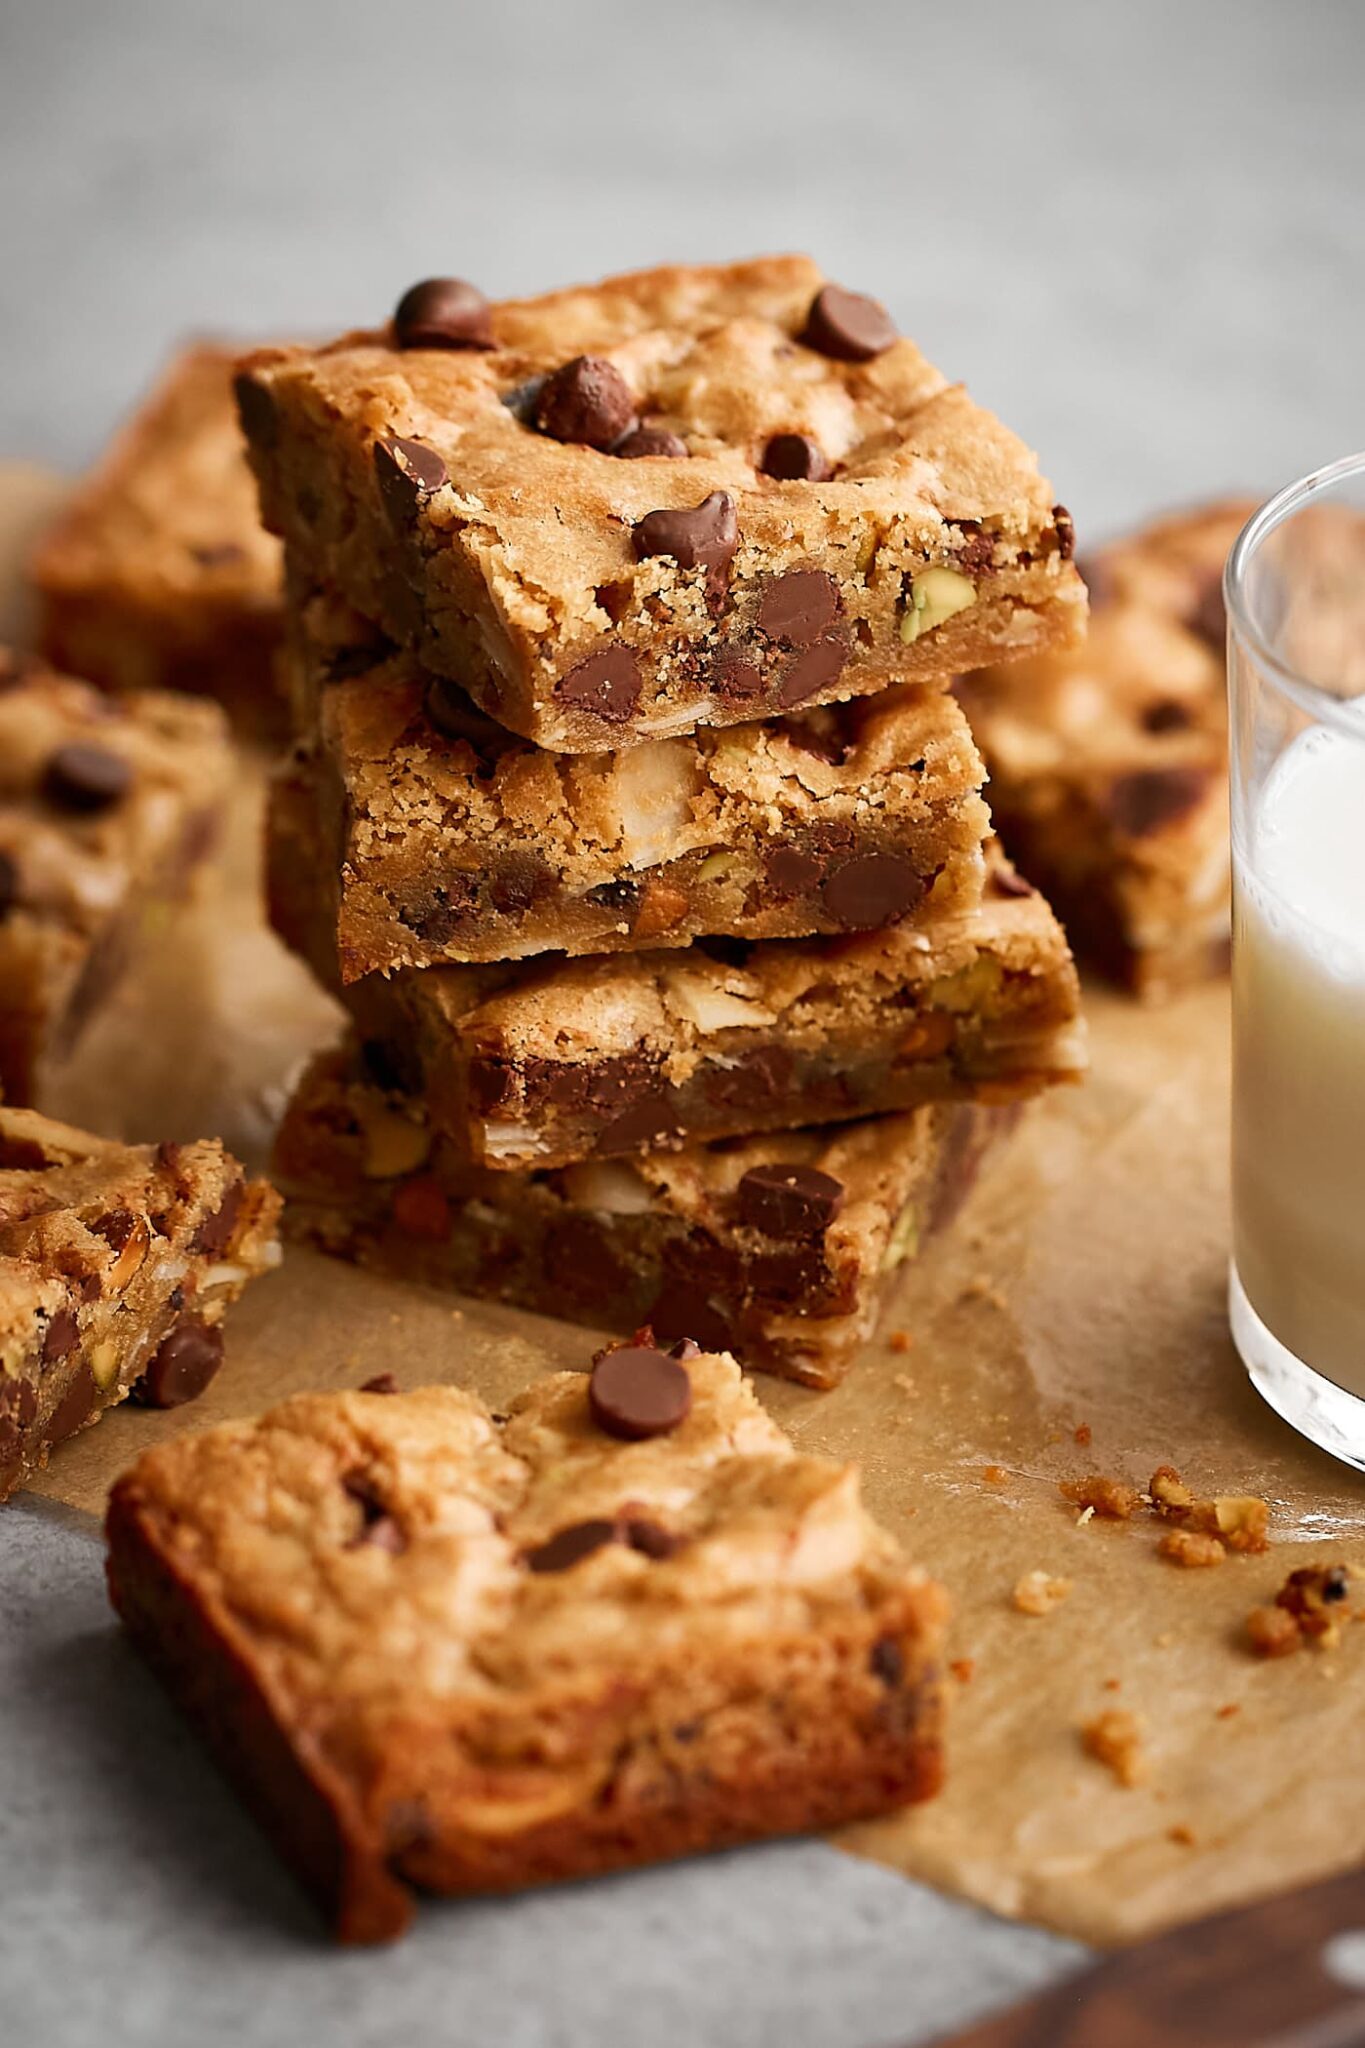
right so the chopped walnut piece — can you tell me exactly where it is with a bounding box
[981,1465,1007,1486]
[1158,1528,1226,1569]
[1246,1605,1302,1659]
[1149,1465,1194,1514]
[1212,1497,1271,1554]
[1012,1569,1073,1616]
[1081,1708,1147,1787]
[1276,1563,1353,1646]
[1060,1473,1141,1520]
[1149,1466,1270,1553]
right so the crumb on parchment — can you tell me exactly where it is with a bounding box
[888,1329,914,1355]
[1012,1570,1072,1616]
[1082,1708,1147,1787]
[1248,1564,1355,1657]
[1060,1473,1142,1520]
[1168,1824,1196,1847]
[1151,1466,1269,1554]
[1159,1527,1226,1569]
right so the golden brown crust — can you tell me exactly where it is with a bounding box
[239,257,1085,751]
[105,1366,948,1939]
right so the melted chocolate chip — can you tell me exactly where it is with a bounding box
[0,849,17,922]
[778,635,847,707]
[589,1345,692,1442]
[90,1208,138,1251]
[191,1181,242,1258]
[597,1094,685,1155]
[41,1307,80,1364]
[1052,505,1076,561]
[615,423,689,459]
[534,356,636,449]
[1104,766,1209,839]
[360,1372,400,1395]
[738,1163,845,1238]
[393,276,494,351]
[43,743,132,813]
[821,854,924,929]
[342,1470,407,1553]
[622,1517,683,1560]
[424,675,504,757]
[710,647,764,702]
[800,284,897,362]
[374,434,447,527]
[758,569,841,647]
[233,371,278,450]
[633,492,738,603]
[766,846,824,898]
[760,433,832,482]
[525,1518,617,1573]
[130,1319,225,1408]
[557,646,642,722]
[1141,698,1195,734]
[48,1362,96,1445]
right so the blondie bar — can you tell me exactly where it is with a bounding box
[278,585,990,974]
[1,1104,280,1501]
[274,1037,1017,1387]
[957,500,1252,999]
[272,806,1083,1167]
[107,1360,948,1940]
[28,345,284,729]
[0,654,230,1103]
[238,256,1086,752]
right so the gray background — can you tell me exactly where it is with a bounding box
[1,1,1362,2042]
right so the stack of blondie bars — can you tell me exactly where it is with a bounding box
[236,256,1090,1387]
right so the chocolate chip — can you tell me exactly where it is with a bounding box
[43,743,132,813]
[360,1373,400,1395]
[822,854,924,929]
[633,491,738,603]
[954,524,996,576]
[557,647,642,722]
[1186,572,1227,651]
[668,1338,703,1362]
[0,849,17,922]
[233,372,278,450]
[1052,505,1076,561]
[1141,698,1195,734]
[342,1470,406,1553]
[869,1635,904,1686]
[597,1094,685,1155]
[589,1345,692,1441]
[758,569,841,647]
[800,284,897,363]
[393,277,494,351]
[990,866,1034,898]
[525,1518,617,1573]
[0,1134,53,1170]
[48,1362,96,1445]
[0,1375,37,1462]
[760,433,832,483]
[90,1208,138,1251]
[648,1277,734,1357]
[615,423,689,459]
[130,1319,224,1408]
[621,1517,683,1560]
[374,434,447,528]
[500,374,547,424]
[534,356,636,449]
[710,647,764,702]
[191,1181,242,1258]
[738,1163,845,1238]
[778,635,847,707]
[766,845,824,898]
[41,1307,79,1364]
[1104,766,1209,839]
[424,675,501,755]
[584,877,640,914]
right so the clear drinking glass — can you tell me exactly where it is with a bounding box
[1228,452,1365,1467]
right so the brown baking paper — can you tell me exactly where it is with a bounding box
[10,465,1365,1951]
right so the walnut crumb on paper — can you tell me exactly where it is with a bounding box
[1012,1570,1072,1616]
[1248,1564,1354,1657]
[1158,1528,1226,1569]
[1060,1473,1142,1520]
[1082,1709,1147,1787]
[1150,1466,1270,1554]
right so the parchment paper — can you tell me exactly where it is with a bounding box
[10,465,1365,1951]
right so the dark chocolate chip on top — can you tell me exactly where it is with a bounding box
[800,284,898,363]
[534,357,636,449]
[589,1345,693,1442]
[525,1518,618,1573]
[738,1163,845,1238]
[615,423,689,460]
[43,743,132,814]
[760,433,833,483]
[393,277,495,351]
[374,434,448,527]
[360,1372,400,1395]
[633,491,738,600]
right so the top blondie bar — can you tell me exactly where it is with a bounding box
[237,257,1087,752]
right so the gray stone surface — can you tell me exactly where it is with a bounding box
[0,1,1361,2040]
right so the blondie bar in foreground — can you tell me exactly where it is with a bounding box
[957,499,1252,999]
[275,1038,1017,1386]
[279,587,990,973]
[0,654,230,1103]
[238,256,1086,751]
[106,1357,948,1939]
[272,800,1082,1167]
[29,345,284,729]
[1,1105,280,1501]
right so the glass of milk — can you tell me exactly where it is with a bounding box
[1229,452,1365,1466]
